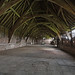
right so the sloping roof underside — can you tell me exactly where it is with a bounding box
[0,0,75,42]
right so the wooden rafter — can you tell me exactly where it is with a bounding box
[0,0,21,16]
[0,0,75,42]
[8,14,53,43]
[10,7,20,17]
[48,0,75,15]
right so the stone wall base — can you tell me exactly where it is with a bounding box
[58,45,75,56]
[0,36,26,51]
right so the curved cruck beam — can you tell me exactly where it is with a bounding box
[30,23,60,39]
[29,28,55,38]
[48,0,75,15]
[19,22,59,39]
[8,13,68,43]
[8,14,53,43]
[23,25,57,41]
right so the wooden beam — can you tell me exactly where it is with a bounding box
[8,12,68,43]
[8,0,71,42]
[8,14,53,43]
[48,0,75,15]
[58,7,62,16]
[0,0,5,8]
[0,0,21,16]
[10,7,20,17]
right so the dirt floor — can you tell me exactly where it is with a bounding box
[0,45,75,75]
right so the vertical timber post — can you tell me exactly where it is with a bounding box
[70,30,73,47]
[57,37,59,47]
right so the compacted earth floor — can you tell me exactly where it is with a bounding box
[0,45,75,75]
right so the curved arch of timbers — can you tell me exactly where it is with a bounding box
[20,25,57,42]
[0,0,74,42]
[7,0,72,43]
[13,17,68,43]
[26,25,57,39]
[19,22,59,38]
[0,0,75,16]
[8,13,69,43]
[17,22,58,40]
[28,27,56,40]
